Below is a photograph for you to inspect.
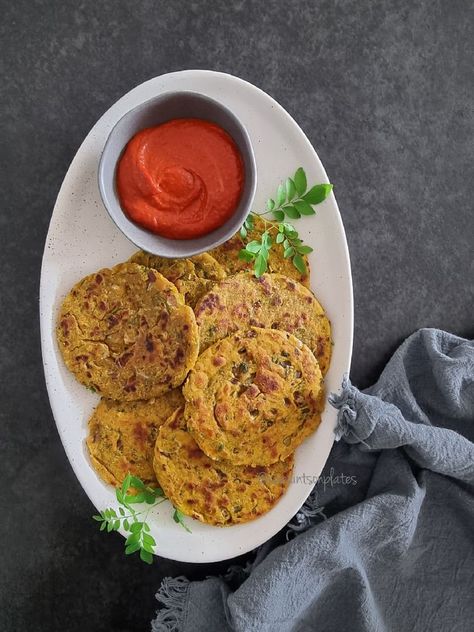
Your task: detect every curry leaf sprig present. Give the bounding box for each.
[92,473,191,564]
[238,167,333,278]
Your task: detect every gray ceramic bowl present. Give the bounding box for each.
[98,91,257,258]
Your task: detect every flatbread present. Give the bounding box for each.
[194,272,332,374]
[129,251,226,308]
[183,328,324,465]
[154,408,294,526]
[56,263,199,400]
[87,389,184,486]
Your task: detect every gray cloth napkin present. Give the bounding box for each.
[152,328,474,632]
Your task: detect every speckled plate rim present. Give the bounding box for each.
[40,70,353,563]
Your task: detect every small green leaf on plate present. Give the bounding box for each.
[294,200,315,216]
[303,183,333,204]
[129,476,146,490]
[276,183,286,206]
[122,473,132,495]
[297,245,314,255]
[293,254,307,274]
[284,206,300,219]
[285,177,296,200]
[261,232,272,248]
[126,532,140,546]
[140,548,153,564]
[143,533,156,548]
[245,214,255,229]
[254,253,268,278]
[125,542,141,555]
[294,167,307,195]
[245,240,262,254]
[239,249,255,262]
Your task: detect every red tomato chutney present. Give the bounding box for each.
[116,118,245,239]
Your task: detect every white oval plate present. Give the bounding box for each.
[40,70,353,563]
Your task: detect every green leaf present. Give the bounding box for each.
[140,548,153,564]
[245,240,262,254]
[143,523,150,532]
[129,476,146,490]
[303,183,333,204]
[254,253,268,278]
[272,210,285,222]
[109,509,117,517]
[92,515,103,522]
[266,199,275,211]
[261,232,272,248]
[276,233,285,244]
[116,488,124,504]
[118,507,125,516]
[238,249,255,262]
[143,533,156,548]
[125,541,141,555]
[285,177,296,200]
[126,532,140,546]
[106,521,113,533]
[239,225,247,239]
[100,521,107,531]
[126,492,146,504]
[284,247,295,259]
[284,206,301,219]
[276,183,286,206]
[142,542,154,554]
[278,224,285,233]
[104,509,111,520]
[294,167,307,196]
[113,520,121,530]
[245,214,255,229]
[123,518,130,531]
[130,522,143,534]
[294,200,315,216]
[293,254,307,274]
[173,508,192,533]
[283,224,298,238]
[122,473,132,495]
[297,245,314,254]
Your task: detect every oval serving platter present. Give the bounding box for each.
[40,70,353,563]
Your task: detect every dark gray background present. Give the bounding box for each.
[1,1,473,630]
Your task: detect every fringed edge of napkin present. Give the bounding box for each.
[152,576,190,632]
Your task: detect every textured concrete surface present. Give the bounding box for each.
[1,0,473,630]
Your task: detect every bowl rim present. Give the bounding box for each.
[97,89,257,258]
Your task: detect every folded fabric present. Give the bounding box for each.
[152,328,474,632]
